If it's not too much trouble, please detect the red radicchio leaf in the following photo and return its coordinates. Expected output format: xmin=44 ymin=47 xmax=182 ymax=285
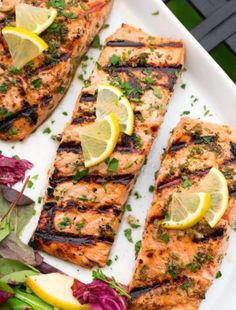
xmin=0 ymin=290 xmax=14 ymax=305
xmin=72 ymin=279 xmax=127 ymax=310
xmin=0 ymin=154 xmax=33 ymax=187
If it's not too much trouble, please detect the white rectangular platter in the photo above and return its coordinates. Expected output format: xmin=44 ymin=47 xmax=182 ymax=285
xmin=1 ymin=0 xmax=236 ymax=309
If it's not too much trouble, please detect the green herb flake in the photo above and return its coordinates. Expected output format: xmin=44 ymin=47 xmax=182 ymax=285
xmin=73 ymin=169 xmax=89 ymax=184
xmin=182 ymin=175 xmax=191 ymax=188
xmin=37 ymin=197 xmax=42 ymax=204
xmin=161 ymin=233 xmax=170 ymax=244
xmin=149 ymin=185 xmax=155 ymax=192
xmin=135 ymin=240 xmax=141 ymax=255
xmin=43 ymin=127 xmax=51 ymax=134
xmin=47 ymin=21 xmax=61 ymax=33
xmin=181 ymin=110 xmax=190 ymax=116
xmin=216 ymin=271 xmax=222 ymax=279
xmin=58 ymin=216 xmax=71 ymax=230
xmin=79 ymin=195 xmax=88 ymax=202
xmin=62 ymin=111 xmax=68 ymax=116
xmin=76 ymin=222 xmax=85 ymax=233
xmin=92 ymin=35 xmax=102 ymax=48
xmin=125 ymin=204 xmax=132 ymax=212
xmin=181 ymin=279 xmax=193 ymax=292
xmin=181 ymin=83 xmax=186 ymax=89
xmin=62 ymin=11 xmax=78 ymax=19
xmin=106 ymin=259 xmax=113 ymax=266
xmin=31 ymin=78 xmax=42 ymax=90
xmin=8 ymin=67 xmax=21 ymax=74
xmin=49 ymin=0 xmax=65 ymax=10
xmin=27 ymin=180 xmax=34 ymax=189
xmin=107 ymin=158 xmax=119 ymax=174
xmin=133 ymin=134 xmax=143 ymax=149
xmin=0 ymin=83 xmax=8 ymax=94
xmin=124 ymin=228 xmax=133 ymax=243
xmin=134 ymin=191 xmax=142 ymax=199
xmin=152 ymin=87 xmax=162 ymax=99
xmin=109 ymin=54 xmax=122 ymax=66
xmin=7 ymin=127 xmax=18 ymax=136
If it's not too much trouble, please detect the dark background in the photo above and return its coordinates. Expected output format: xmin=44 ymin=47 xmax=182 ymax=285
xmin=163 ymin=0 xmax=236 ymax=82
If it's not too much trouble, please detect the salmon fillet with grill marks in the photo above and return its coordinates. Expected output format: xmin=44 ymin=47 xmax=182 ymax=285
xmin=0 ymin=0 xmax=113 ymax=141
xmin=129 ymin=117 xmax=236 ymax=310
xmin=29 ymin=24 xmax=185 ymax=268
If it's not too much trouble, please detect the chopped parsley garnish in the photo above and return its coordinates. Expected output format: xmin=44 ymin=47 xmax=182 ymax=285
xmin=125 ymin=204 xmax=132 ymax=211
xmin=56 ymin=85 xmax=64 ymax=93
xmin=83 ymin=80 xmax=91 ymax=88
xmin=0 ymin=83 xmax=8 ymax=94
xmin=76 ymin=222 xmax=85 ymax=233
xmin=167 ymin=260 xmax=180 ymax=279
xmin=79 ymin=195 xmax=88 ymax=202
xmin=38 ymin=196 xmax=42 ymax=204
xmin=73 ymin=169 xmax=89 ymax=184
xmin=0 ymin=108 xmax=12 ymax=118
xmin=102 ymin=24 xmax=110 ymax=29
xmin=106 ymin=158 xmax=119 ymax=174
xmin=135 ymin=240 xmax=141 ymax=255
xmin=62 ymin=11 xmax=78 ymax=19
xmin=91 ymin=35 xmax=102 ymax=48
xmin=7 ymin=127 xmax=18 ymax=136
xmin=47 ymin=21 xmax=61 ymax=33
xmin=49 ymin=0 xmax=65 ymax=9
xmin=134 ymin=191 xmax=142 ymax=199
xmin=92 ymin=269 xmax=131 ymax=299
xmin=216 ymin=271 xmax=222 ymax=279
xmin=152 ymin=10 xmax=159 ymax=15
xmin=80 ymin=2 xmax=87 ymax=10
xmin=43 ymin=127 xmax=51 ymax=134
xmin=109 ymin=54 xmax=122 ymax=66
xmin=133 ymin=134 xmax=143 ymax=149
xmin=27 ymin=180 xmax=34 ymax=189
xmin=8 ymin=67 xmax=21 ymax=74
xmin=181 ymin=279 xmax=193 ymax=292
xmin=136 ymin=113 xmax=145 ymax=122
xmin=31 ymin=78 xmax=42 ymax=90
xmin=58 ymin=216 xmax=71 ymax=230
xmin=96 ymin=62 xmax=102 ymax=70
xmin=152 ymin=87 xmax=162 ymax=99
xmin=124 ymin=228 xmax=133 ymax=243
xmin=62 ymin=111 xmax=68 ymax=116
xmin=181 ymin=83 xmax=186 ymax=89
xmin=149 ymin=185 xmax=155 ymax=192
xmin=180 ymin=110 xmax=190 ymax=116
xmin=182 ymin=175 xmax=191 ymax=188
xmin=106 ymin=259 xmax=113 ymax=266
xmin=143 ymin=77 xmax=155 ymax=85
xmin=161 ymin=233 xmax=170 ymax=244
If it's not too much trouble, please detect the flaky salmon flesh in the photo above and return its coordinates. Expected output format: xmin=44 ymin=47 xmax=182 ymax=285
xmin=129 ymin=117 xmax=236 ymax=310
xmin=0 ymin=0 xmax=113 ymax=140
xmin=30 ymin=24 xmax=185 ymax=268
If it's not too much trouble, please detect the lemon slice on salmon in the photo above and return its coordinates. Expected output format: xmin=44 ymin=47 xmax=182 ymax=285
xmin=96 ymin=84 xmax=134 ymax=135
xmin=16 ymin=4 xmax=57 ymax=34
xmin=79 ymin=112 xmax=120 ymax=167
xmin=2 ymin=27 xmax=48 ymax=69
xmin=197 ymin=167 xmax=229 ymax=227
xmin=26 ymin=273 xmax=89 ymax=310
xmin=162 ymin=192 xmax=211 ymax=229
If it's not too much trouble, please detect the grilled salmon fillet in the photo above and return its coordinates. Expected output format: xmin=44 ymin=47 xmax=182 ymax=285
xmin=129 ymin=117 xmax=236 ymax=309
xmin=30 ymin=24 xmax=185 ymax=268
xmin=0 ymin=0 xmax=113 ymax=141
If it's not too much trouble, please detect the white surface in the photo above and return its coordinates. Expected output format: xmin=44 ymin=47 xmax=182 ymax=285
xmin=1 ymin=0 xmax=236 ymax=309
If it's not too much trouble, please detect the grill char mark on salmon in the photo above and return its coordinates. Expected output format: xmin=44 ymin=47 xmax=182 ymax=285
xmin=0 ymin=0 xmax=113 ymax=140
xmin=129 ymin=117 xmax=236 ymax=309
xmin=30 ymin=24 xmax=185 ymax=268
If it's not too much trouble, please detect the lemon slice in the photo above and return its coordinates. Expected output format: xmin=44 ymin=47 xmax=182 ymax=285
xmin=16 ymin=4 xmax=57 ymax=34
xmin=162 ymin=192 xmax=210 ymax=229
xmin=197 ymin=167 xmax=229 ymax=227
xmin=2 ymin=26 xmax=48 ymax=69
xmin=79 ymin=112 xmax=120 ymax=167
xmin=26 ymin=273 xmax=89 ymax=310
xmin=96 ymin=84 xmax=134 ymax=135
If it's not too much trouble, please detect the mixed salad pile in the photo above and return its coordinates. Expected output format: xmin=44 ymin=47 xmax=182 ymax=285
xmin=0 ymin=153 xmax=129 ymax=310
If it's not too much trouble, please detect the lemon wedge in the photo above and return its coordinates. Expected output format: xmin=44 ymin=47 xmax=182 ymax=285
xmin=26 ymin=273 xmax=89 ymax=310
xmin=96 ymin=84 xmax=134 ymax=135
xmin=162 ymin=192 xmax=211 ymax=229
xmin=197 ymin=167 xmax=229 ymax=227
xmin=79 ymin=112 xmax=120 ymax=168
xmin=16 ymin=4 xmax=57 ymax=34
xmin=2 ymin=26 xmax=48 ymax=69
